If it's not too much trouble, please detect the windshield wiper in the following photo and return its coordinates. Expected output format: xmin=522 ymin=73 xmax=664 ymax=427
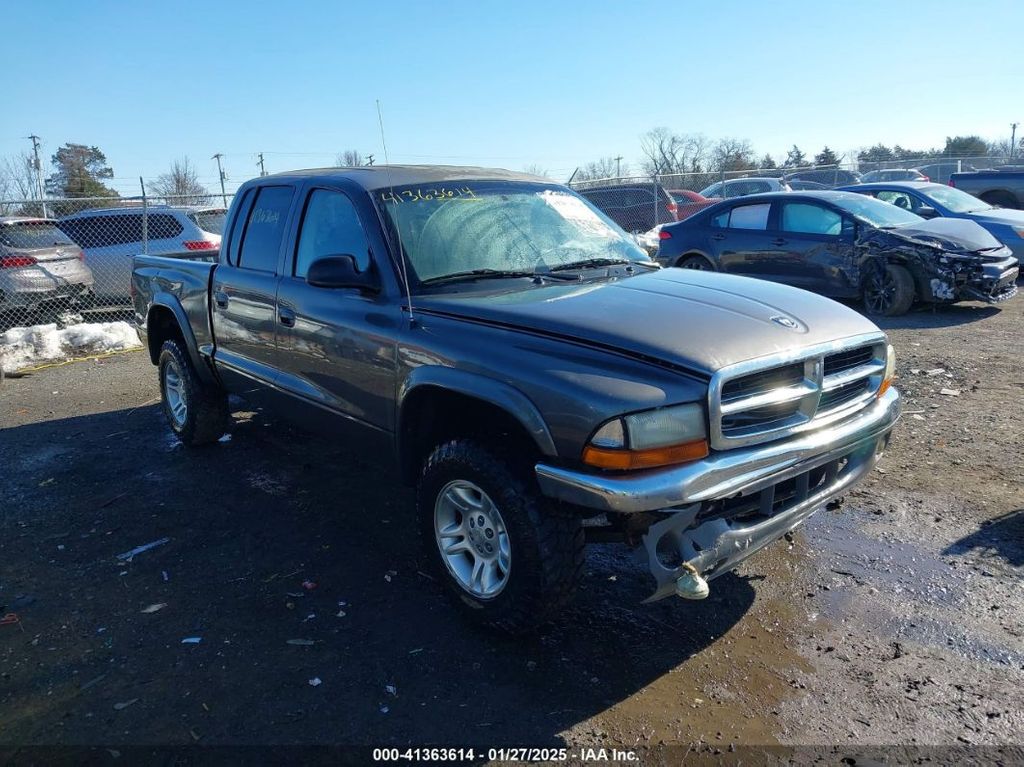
xmin=420 ymin=269 xmax=534 ymax=286
xmin=549 ymin=257 xmax=653 ymax=272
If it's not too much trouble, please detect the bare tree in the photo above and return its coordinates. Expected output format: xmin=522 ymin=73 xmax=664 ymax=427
xmin=711 ymin=138 xmax=756 ymax=173
xmin=639 ymin=128 xmax=711 ymax=176
xmin=573 ymin=157 xmax=631 ymax=182
xmin=522 ymin=164 xmax=550 ymax=178
xmin=147 ymin=157 xmax=209 ymax=204
xmin=337 ymin=150 xmax=365 ymax=167
xmin=0 ymin=152 xmax=41 ymax=215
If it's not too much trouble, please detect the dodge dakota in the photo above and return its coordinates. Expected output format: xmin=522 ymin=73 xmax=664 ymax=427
xmin=132 ymin=166 xmax=901 ymax=632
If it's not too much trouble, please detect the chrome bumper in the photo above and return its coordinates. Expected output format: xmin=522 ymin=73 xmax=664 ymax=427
xmin=535 ymin=387 xmax=901 ymax=514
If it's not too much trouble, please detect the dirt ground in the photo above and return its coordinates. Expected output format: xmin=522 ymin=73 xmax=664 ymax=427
xmin=1 ymin=295 xmax=1022 ymax=760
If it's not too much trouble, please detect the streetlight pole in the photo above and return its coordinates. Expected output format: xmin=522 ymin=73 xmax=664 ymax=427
xmin=212 ymin=153 xmax=227 ymax=207
xmin=1011 ymin=123 xmax=1019 ymax=160
xmin=257 ymin=152 xmax=267 ymax=177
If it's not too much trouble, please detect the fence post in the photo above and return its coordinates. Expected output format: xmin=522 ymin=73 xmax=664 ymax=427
xmin=139 ymin=176 xmax=148 ymax=255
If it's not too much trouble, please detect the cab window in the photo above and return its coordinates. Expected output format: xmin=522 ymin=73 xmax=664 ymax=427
xmin=294 ymin=189 xmax=371 ymax=278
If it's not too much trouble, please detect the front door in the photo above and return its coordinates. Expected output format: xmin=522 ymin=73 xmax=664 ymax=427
xmin=274 ymin=186 xmax=398 ymax=441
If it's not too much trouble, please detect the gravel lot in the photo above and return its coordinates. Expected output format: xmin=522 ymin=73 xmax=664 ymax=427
xmin=1 ymin=296 xmax=1022 ymax=758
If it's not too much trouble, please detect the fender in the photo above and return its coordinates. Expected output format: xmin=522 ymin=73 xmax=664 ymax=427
xmin=399 ymin=365 xmax=557 ymax=457
xmin=147 ymin=293 xmax=218 ymax=386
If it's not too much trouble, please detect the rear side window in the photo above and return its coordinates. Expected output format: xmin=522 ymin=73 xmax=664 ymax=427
xmin=61 ymin=214 xmax=144 ymax=247
xmin=294 ymin=189 xmax=370 ymax=277
xmin=781 ymin=203 xmax=842 ymax=235
xmin=0 ymin=221 xmax=76 ymax=249
xmin=727 ymin=203 xmax=771 ymax=230
xmin=147 ymin=214 xmax=184 ymax=240
xmin=226 ymin=189 xmax=254 ymax=266
xmin=238 ymin=186 xmax=294 ymax=273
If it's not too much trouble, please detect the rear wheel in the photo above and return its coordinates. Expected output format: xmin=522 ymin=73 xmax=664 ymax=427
xmin=863 ymin=263 xmax=915 ymax=316
xmin=158 ymin=339 xmax=229 ymax=445
xmin=417 ymin=439 xmax=584 ymax=634
xmin=678 ymin=254 xmax=715 ymax=271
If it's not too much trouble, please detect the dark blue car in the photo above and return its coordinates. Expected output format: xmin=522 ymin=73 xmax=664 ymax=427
xmin=655 ymin=191 xmax=1018 ymax=315
xmin=836 ymin=181 xmax=1024 ymax=261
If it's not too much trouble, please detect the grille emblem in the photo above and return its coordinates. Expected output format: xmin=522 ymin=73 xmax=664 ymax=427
xmin=770 ymin=315 xmax=800 ymax=330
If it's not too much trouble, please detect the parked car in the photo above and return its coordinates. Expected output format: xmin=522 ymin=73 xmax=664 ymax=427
xmin=860 ymin=169 xmax=928 ymax=183
xmin=948 ymin=169 xmax=1024 ymax=210
xmin=666 ymin=189 xmax=718 ymax=220
xmin=0 ymin=216 xmax=94 ymax=316
xmin=656 ymin=191 xmax=1018 ymax=316
xmin=58 ymin=205 xmax=225 ymax=300
xmin=132 ymin=166 xmax=901 ymax=632
xmin=698 ymin=177 xmax=790 ymax=199
xmin=783 ymin=169 xmax=862 ymax=188
xmin=786 ymin=180 xmax=830 ymax=191
xmin=576 ymin=183 xmax=677 ymax=232
xmin=837 ymin=181 xmax=1024 ymax=260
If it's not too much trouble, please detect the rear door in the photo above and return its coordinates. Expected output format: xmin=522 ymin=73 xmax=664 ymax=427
xmin=711 ymin=201 xmax=781 ymax=278
xmin=211 ymin=184 xmax=296 ymax=396
xmin=274 ymin=184 xmax=397 ymax=438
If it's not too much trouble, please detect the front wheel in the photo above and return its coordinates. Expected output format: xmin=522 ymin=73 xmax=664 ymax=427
xmin=417 ymin=440 xmax=584 ymax=633
xmin=863 ymin=263 xmax=915 ymax=316
xmin=158 ymin=339 xmax=229 ymax=445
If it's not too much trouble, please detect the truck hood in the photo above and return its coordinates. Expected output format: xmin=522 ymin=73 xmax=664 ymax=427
xmin=415 ymin=269 xmax=882 ymax=376
xmin=888 ymin=217 xmax=1003 ymax=253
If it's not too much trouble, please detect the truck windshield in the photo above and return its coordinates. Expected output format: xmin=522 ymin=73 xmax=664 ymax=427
xmin=376 ymin=182 xmax=651 ymax=286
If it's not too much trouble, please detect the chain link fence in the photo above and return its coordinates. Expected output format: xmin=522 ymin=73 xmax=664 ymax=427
xmin=567 ymin=156 xmax=1019 ymax=234
xmin=0 ymin=193 xmax=231 ymax=332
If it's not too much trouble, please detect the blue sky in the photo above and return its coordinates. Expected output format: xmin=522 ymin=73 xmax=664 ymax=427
xmin=2 ymin=0 xmax=1021 ymax=195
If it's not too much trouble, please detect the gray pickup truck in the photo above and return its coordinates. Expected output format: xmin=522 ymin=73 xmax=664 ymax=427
xmin=132 ymin=166 xmax=901 ymax=632
xmin=949 ymin=169 xmax=1024 ymax=210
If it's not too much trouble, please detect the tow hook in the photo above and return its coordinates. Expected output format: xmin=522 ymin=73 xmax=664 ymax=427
xmin=675 ymin=562 xmax=709 ymax=600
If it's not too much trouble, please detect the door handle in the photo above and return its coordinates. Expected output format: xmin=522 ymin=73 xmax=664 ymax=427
xmin=278 ymin=307 xmax=296 ymax=327
xmin=213 ymin=291 xmax=229 ymax=308
xmin=711 ymin=233 xmax=726 ymax=241
xmin=771 ymin=238 xmax=787 ymax=246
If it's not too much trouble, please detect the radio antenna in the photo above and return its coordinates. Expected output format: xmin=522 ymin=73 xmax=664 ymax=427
xmin=377 ymin=99 xmax=416 ymax=327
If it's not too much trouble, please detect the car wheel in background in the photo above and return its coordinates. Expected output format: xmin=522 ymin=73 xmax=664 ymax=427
xmin=158 ymin=339 xmax=230 ymax=445
xmin=677 ymin=254 xmax=716 ymax=271
xmin=416 ymin=439 xmax=584 ymax=634
xmin=863 ymin=263 xmax=915 ymax=316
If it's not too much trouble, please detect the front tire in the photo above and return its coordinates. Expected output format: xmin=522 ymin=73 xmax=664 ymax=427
xmin=863 ymin=263 xmax=915 ymax=316
xmin=158 ymin=339 xmax=229 ymax=445
xmin=417 ymin=440 xmax=584 ymax=633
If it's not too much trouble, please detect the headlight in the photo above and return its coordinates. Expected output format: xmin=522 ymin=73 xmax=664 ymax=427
xmin=878 ymin=344 xmax=896 ymax=397
xmin=583 ymin=403 xmax=708 ymax=470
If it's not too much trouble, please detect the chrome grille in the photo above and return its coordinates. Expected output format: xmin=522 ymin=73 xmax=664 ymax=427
xmin=709 ymin=334 xmax=887 ymax=449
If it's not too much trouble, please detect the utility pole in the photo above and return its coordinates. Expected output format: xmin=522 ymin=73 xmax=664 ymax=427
xmin=1011 ymin=123 xmax=1019 ymax=160
xmin=26 ymin=134 xmax=47 ymax=216
xmin=257 ymin=152 xmax=267 ymax=176
xmin=614 ymin=155 xmax=623 ymax=178
xmin=212 ymin=153 xmax=227 ymax=207
xmin=367 ymin=154 xmax=375 ymax=166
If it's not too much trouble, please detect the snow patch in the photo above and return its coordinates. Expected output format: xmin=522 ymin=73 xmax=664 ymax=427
xmin=0 ymin=321 xmax=142 ymax=374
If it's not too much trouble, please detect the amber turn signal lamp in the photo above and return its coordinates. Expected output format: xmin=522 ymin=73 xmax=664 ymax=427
xmin=582 ymin=439 xmax=709 ymax=471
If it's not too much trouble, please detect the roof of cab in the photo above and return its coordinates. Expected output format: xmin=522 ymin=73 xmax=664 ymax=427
xmin=255 ymin=165 xmax=549 ymax=191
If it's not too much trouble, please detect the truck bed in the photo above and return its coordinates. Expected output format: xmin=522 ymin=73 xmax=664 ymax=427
xmin=131 ymin=254 xmax=218 ymax=357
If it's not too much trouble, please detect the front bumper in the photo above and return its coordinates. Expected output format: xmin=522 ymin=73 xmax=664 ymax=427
xmin=535 ymin=387 xmax=901 ymax=514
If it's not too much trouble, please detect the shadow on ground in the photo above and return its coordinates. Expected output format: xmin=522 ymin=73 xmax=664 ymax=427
xmin=943 ymin=508 xmax=1024 ymax=568
xmin=0 ymin=404 xmax=755 ymax=746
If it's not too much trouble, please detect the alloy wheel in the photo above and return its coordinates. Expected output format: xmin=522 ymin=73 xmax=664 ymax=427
xmin=434 ymin=480 xmax=511 ymax=598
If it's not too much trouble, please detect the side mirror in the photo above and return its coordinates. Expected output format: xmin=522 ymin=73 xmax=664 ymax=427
xmin=917 ymin=206 xmax=939 ymax=219
xmin=306 ymin=254 xmax=379 ymax=292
